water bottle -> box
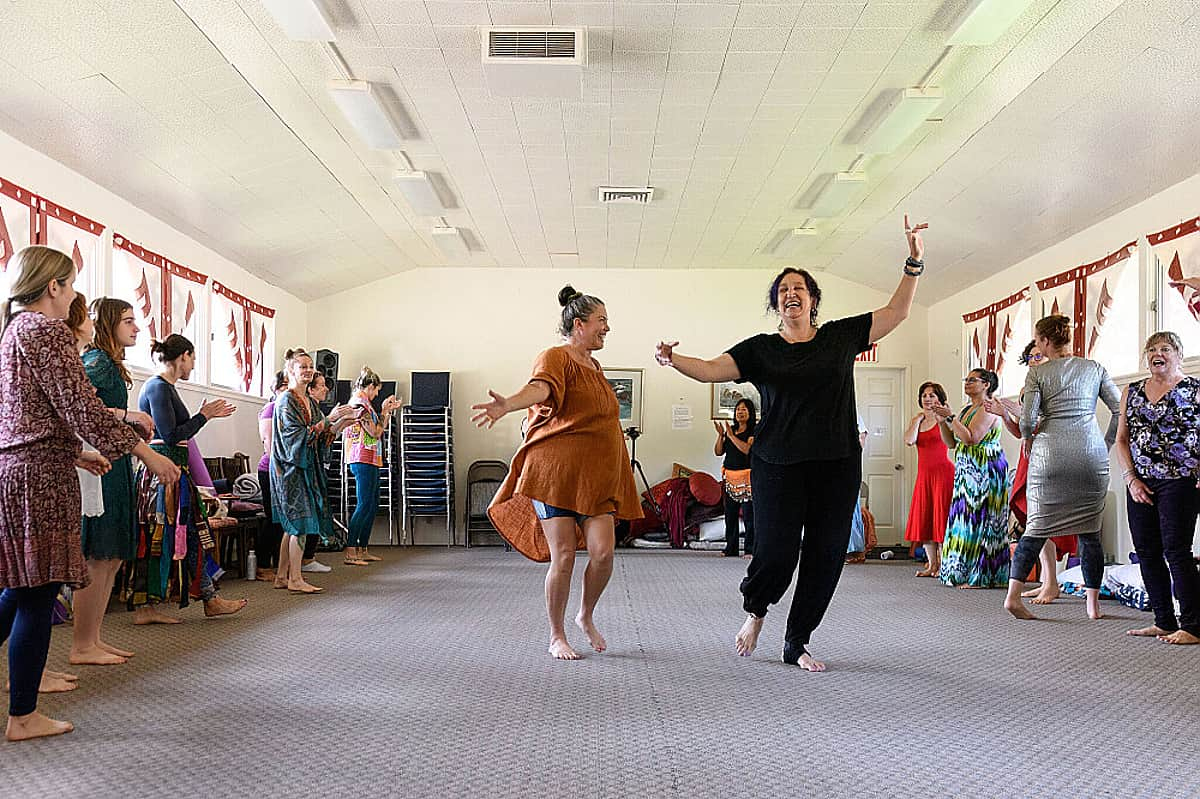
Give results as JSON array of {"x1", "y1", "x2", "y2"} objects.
[
  {"x1": 879, "y1": 550, "x2": 894, "y2": 560},
  {"x1": 245, "y1": 549, "x2": 257, "y2": 580}
]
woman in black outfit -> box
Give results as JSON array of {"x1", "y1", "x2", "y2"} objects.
[
  {"x1": 715, "y1": 398, "x2": 756, "y2": 558},
  {"x1": 656, "y1": 215, "x2": 926, "y2": 672}
]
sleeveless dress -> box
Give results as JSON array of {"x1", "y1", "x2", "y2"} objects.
[
  {"x1": 940, "y1": 406, "x2": 1010, "y2": 587},
  {"x1": 904, "y1": 424, "x2": 954, "y2": 543}
]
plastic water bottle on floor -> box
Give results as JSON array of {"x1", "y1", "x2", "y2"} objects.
[
  {"x1": 245, "y1": 549, "x2": 257, "y2": 580},
  {"x1": 879, "y1": 550, "x2": 894, "y2": 560}
]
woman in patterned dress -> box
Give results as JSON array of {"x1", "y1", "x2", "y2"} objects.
[
  {"x1": 932, "y1": 368, "x2": 1010, "y2": 588},
  {"x1": 1115, "y1": 331, "x2": 1200, "y2": 645},
  {"x1": 0, "y1": 246, "x2": 178, "y2": 741},
  {"x1": 69, "y1": 298, "x2": 157, "y2": 665}
]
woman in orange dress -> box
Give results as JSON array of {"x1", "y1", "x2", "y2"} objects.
[
  {"x1": 473, "y1": 285, "x2": 641, "y2": 661},
  {"x1": 902, "y1": 381, "x2": 955, "y2": 577}
]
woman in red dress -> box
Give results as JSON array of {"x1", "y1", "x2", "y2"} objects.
[
  {"x1": 903, "y1": 382, "x2": 955, "y2": 577},
  {"x1": 985, "y1": 340, "x2": 1077, "y2": 603}
]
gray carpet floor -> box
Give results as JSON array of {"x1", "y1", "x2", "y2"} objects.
[{"x1": 3, "y1": 549, "x2": 1199, "y2": 798}]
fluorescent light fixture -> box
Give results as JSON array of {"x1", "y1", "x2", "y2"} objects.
[
  {"x1": 808, "y1": 172, "x2": 868, "y2": 217},
  {"x1": 261, "y1": 0, "x2": 336, "y2": 42},
  {"x1": 772, "y1": 227, "x2": 819, "y2": 260},
  {"x1": 859, "y1": 87, "x2": 944, "y2": 154},
  {"x1": 432, "y1": 226, "x2": 470, "y2": 260},
  {"x1": 328, "y1": 80, "x2": 403, "y2": 149},
  {"x1": 393, "y1": 171, "x2": 445, "y2": 216},
  {"x1": 946, "y1": 0, "x2": 1037, "y2": 46}
]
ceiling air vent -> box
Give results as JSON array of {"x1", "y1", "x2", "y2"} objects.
[
  {"x1": 599, "y1": 186, "x2": 654, "y2": 205},
  {"x1": 481, "y1": 27, "x2": 586, "y2": 100}
]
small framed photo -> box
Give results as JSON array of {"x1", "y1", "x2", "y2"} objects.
[
  {"x1": 603, "y1": 368, "x2": 643, "y2": 429},
  {"x1": 711, "y1": 381, "x2": 761, "y2": 420}
]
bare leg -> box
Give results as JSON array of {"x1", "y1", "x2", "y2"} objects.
[
  {"x1": 6, "y1": 711, "x2": 74, "y2": 742},
  {"x1": 70, "y1": 559, "x2": 129, "y2": 664},
  {"x1": 1004, "y1": 579, "x2": 1037, "y2": 619},
  {"x1": 285, "y1": 536, "x2": 322, "y2": 593},
  {"x1": 575, "y1": 515, "x2": 614, "y2": 653},
  {"x1": 274, "y1": 534, "x2": 291, "y2": 588},
  {"x1": 915, "y1": 540, "x2": 939, "y2": 577},
  {"x1": 1085, "y1": 588, "x2": 1103, "y2": 619},
  {"x1": 541, "y1": 517, "x2": 580, "y2": 660},
  {"x1": 1023, "y1": 541, "x2": 1061, "y2": 602}
]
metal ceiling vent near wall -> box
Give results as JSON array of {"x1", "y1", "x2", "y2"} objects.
[
  {"x1": 481, "y1": 27, "x2": 586, "y2": 100},
  {"x1": 598, "y1": 187, "x2": 655, "y2": 205}
]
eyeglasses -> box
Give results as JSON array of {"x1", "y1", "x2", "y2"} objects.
[
  {"x1": 1028, "y1": 354, "x2": 1046, "y2": 363},
  {"x1": 962, "y1": 377, "x2": 982, "y2": 384}
]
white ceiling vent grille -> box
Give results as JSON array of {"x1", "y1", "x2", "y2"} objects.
[
  {"x1": 481, "y1": 27, "x2": 586, "y2": 99},
  {"x1": 487, "y1": 30, "x2": 579, "y2": 60},
  {"x1": 599, "y1": 186, "x2": 654, "y2": 205}
]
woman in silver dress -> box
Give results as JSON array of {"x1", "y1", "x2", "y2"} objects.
[{"x1": 1004, "y1": 315, "x2": 1120, "y2": 621}]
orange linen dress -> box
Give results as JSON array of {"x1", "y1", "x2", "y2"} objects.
[{"x1": 488, "y1": 346, "x2": 643, "y2": 562}]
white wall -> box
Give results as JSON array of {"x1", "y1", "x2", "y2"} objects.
[
  {"x1": 307, "y1": 267, "x2": 929, "y2": 544},
  {"x1": 0, "y1": 129, "x2": 302, "y2": 462},
  {"x1": 927, "y1": 171, "x2": 1200, "y2": 560}
]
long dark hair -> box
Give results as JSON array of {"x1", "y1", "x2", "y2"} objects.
[
  {"x1": 732, "y1": 398, "x2": 757, "y2": 435},
  {"x1": 90, "y1": 297, "x2": 134, "y2": 387}
]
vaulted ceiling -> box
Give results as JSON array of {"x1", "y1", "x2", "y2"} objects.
[{"x1": 0, "y1": 0, "x2": 1197, "y2": 301}]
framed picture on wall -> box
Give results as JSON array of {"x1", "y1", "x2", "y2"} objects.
[
  {"x1": 711, "y1": 381, "x2": 761, "y2": 420},
  {"x1": 603, "y1": 368, "x2": 643, "y2": 430}
]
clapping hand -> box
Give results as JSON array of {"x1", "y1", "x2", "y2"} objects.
[
  {"x1": 904, "y1": 214, "x2": 928, "y2": 261},
  {"x1": 471, "y1": 390, "x2": 509, "y2": 429},
  {"x1": 930, "y1": 402, "x2": 954, "y2": 420},
  {"x1": 713, "y1": 420, "x2": 730, "y2": 438},
  {"x1": 981, "y1": 396, "x2": 1004, "y2": 416},
  {"x1": 654, "y1": 341, "x2": 677, "y2": 367},
  {"x1": 382, "y1": 395, "x2": 403, "y2": 413},
  {"x1": 329, "y1": 403, "x2": 359, "y2": 422},
  {"x1": 76, "y1": 450, "x2": 111, "y2": 476},
  {"x1": 199, "y1": 398, "x2": 236, "y2": 420}
]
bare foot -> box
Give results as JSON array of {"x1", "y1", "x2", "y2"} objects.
[
  {"x1": 735, "y1": 614, "x2": 763, "y2": 657},
  {"x1": 1029, "y1": 586, "x2": 1060, "y2": 605},
  {"x1": 915, "y1": 569, "x2": 933, "y2": 577},
  {"x1": 132, "y1": 607, "x2": 181, "y2": 625},
  {"x1": 204, "y1": 597, "x2": 248, "y2": 617},
  {"x1": 68, "y1": 646, "x2": 127, "y2": 666},
  {"x1": 1004, "y1": 598, "x2": 1038, "y2": 620},
  {"x1": 1126, "y1": 625, "x2": 1172, "y2": 637},
  {"x1": 273, "y1": 579, "x2": 289, "y2": 590},
  {"x1": 44, "y1": 670, "x2": 78, "y2": 682},
  {"x1": 1158, "y1": 630, "x2": 1200, "y2": 645},
  {"x1": 6, "y1": 676, "x2": 79, "y2": 694},
  {"x1": 548, "y1": 637, "x2": 581, "y2": 660},
  {"x1": 287, "y1": 582, "x2": 323, "y2": 594},
  {"x1": 574, "y1": 614, "x2": 607, "y2": 653},
  {"x1": 256, "y1": 568, "x2": 277, "y2": 581},
  {"x1": 97, "y1": 640, "x2": 134, "y2": 658},
  {"x1": 1086, "y1": 595, "x2": 1103, "y2": 620},
  {"x1": 1020, "y1": 586, "x2": 1042, "y2": 598},
  {"x1": 797, "y1": 652, "x2": 826, "y2": 672},
  {"x1": 359, "y1": 551, "x2": 382, "y2": 562},
  {"x1": 6, "y1": 711, "x2": 74, "y2": 741}
]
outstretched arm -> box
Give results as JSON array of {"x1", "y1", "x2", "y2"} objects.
[
  {"x1": 471, "y1": 380, "x2": 551, "y2": 429},
  {"x1": 869, "y1": 215, "x2": 926, "y2": 343},
  {"x1": 654, "y1": 343, "x2": 740, "y2": 383}
]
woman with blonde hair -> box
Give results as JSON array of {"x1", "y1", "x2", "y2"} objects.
[
  {"x1": 343, "y1": 366, "x2": 402, "y2": 565},
  {"x1": 271, "y1": 349, "x2": 360, "y2": 593},
  {"x1": 0, "y1": 246, "x2": 178, "y2": 741}
]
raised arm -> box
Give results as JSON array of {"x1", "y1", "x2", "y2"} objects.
[
  {"x1": 713, "y1": 421, "x2": 726, "y2": 457},
  {"x1": 655, "y1": 343, "x2": 740, "y2": 384},
  {"x1": 471, "y1": 380, "x2": 552, "y2": 429},
  {"x1": 869, "y1": 215, "x2": 926, "y2": 343}
]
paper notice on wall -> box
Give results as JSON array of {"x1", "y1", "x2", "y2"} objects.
[{"x1": 671, "y1": 404, "x2": 692, "y2": 430}]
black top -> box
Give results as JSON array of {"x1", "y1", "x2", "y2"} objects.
[
  {"x1": 139, "y1": 376, "x2": 208, "y2": 446},
  {"x1": 721, "y1": 427, "x2": 753, "y2": 471},
  {"x1": 726, "y1": 312, "x2": 872, "y2": 465}
]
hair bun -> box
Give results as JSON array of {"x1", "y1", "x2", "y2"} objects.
[
  {"x1": 557, "y1": 285, "x2": 582, "y2": 308},
  {"x1": 149, "y1": 339, "x2": 164, "y2": 355}
]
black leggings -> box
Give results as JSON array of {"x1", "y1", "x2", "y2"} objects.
[
  {"x1": 1, "y1": 582, "x2": 61, "y2": 716},
  {"x1": 740, "y1": 454, "x2": 861, "y2": 652},
  {"x1": 1011, "y1": 533, "x2": 1104, "y2": 589},
  {"x1": 1127, "y1": 477, "x2": 1200, "y2": 636},
  {"x1": 723, "y1": 495, "x2": 755, "y2": 556}
]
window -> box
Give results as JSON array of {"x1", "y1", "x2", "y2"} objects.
[
  {"x1": 996, "y1": 293, "x2": 1031, "y2": 397},
  {"x1": 210, "y1": 285, "x2": 248, "y2": 393},
  {"x1": 110, "y1": 237, "x2": 163, "y2": 371},
  {"x1": 1085, "y1": 249, "x2": 1140, "y2": 377},
  {"x1": 39, "y1": 198, "x2": 104, "y2": 302},
  {"x1": 0, "y1": 178, "x2": 35, "y2": 268},
  {"x1": 248, "y1": 307, "x2": 276, "y2": 398},
  {"x1": 1150, "y1": 216, "x2": 1200, "y2": 359}
]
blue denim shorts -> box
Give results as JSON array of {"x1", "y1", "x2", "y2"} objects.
[{"x1": 531, "y1": 500, "x2": 585, "y2": 522}]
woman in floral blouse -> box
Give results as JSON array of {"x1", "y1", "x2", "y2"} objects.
[
  {"x1": 1115, "y1": 331, "x2": 1200, "y2": 645},
  {"x1": 0, "y1": 246, "x2": 178, "y2": 742}
]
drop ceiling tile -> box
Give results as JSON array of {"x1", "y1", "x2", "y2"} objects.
[
  {"x1": 424, "y1": 2, "x2": 492, "y2": 26},
  {"x1": 487, "y1": 1, "x2": 552, "y2": 25},
  {"x1": 551, "y1": 3, "x2": 614, "y2": 26},
  {"x1": 614, "y1": 3, "x2": 676, "y2": 27},
  {"x1": 671, "y1": 27, "x2": 734, "y2": 51},
  {"x1": 721, "y1": 51, "x2": 782, "y2": 73},
  {"x1": 728, "y1": 27, "x2": 792, "y2": 52},
  {"x1": 785, "y1": 27, "x2": 852, "y2": 52},
  {"x1": 612, "y1": 26, "x2": 669, "y2": 52},
  {"x1": 374, "y1": 24, "x2": 440, "y2": 48},
  {"x1": 674, "y1": 4, "x2": 739, "y2": 29}
]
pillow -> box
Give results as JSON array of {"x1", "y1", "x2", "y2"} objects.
[{"x1": 688, "y1": 471, "x2": 722, "y2": 506}]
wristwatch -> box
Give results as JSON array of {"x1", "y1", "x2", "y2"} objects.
[{"x1": 944, "y1": 413, "x2": 956, "y2": 424}]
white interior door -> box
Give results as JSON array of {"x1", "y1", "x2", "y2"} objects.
[{"x1": 854, "y1": 367, "x2": 907, "y2": 545}]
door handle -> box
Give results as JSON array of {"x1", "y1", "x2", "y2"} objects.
[{"x1": 894, "y1": 464, "x2": 903, "y2": 471}]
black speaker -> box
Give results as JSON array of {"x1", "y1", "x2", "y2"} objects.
[
  {"x1": 372, "y1": 380, "x2": 397, "y2": 413},
  {"x1": 411, "y1": 371, "x2": 450, "y2": 407},
  {"x1": 335, "y1": 379, "x2": 352, "y2": 406},
  {"x1": 313, "y1": 349, "x2": 339, "y2": 413}
]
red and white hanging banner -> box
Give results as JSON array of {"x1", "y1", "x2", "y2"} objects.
[
  {"x1": 1149, "y1": 214, "x2": 1200, "y2": 324},
  {"x1": 1035, "y1": 241, "x2": 1136, "y2": 356},
  {"x1": 37, "y1": 196, "x2": 104, "y2": 296},
  {"x1": 213, "y1": 282, "x2": 275, "y2": 394},
  {"x1": 249, "y1": 308, "x2": 275, "y2": 397},
  {"x1": 0, "y1": 177, "x2": 37, "y2": 269},
  {"x1": 112, "y1": 235, "x2": 164, "y2": 368},
  {"x1": 962, "y1": 287, "x2": 1030, "y2": 371}
]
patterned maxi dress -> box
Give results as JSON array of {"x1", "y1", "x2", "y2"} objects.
[
  {"x1": 940, "y1": 405, "x2": 1011, "y2": 587},
  {"x1": 270, "y1": 389, "x2": 337, "y2": 544}
]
